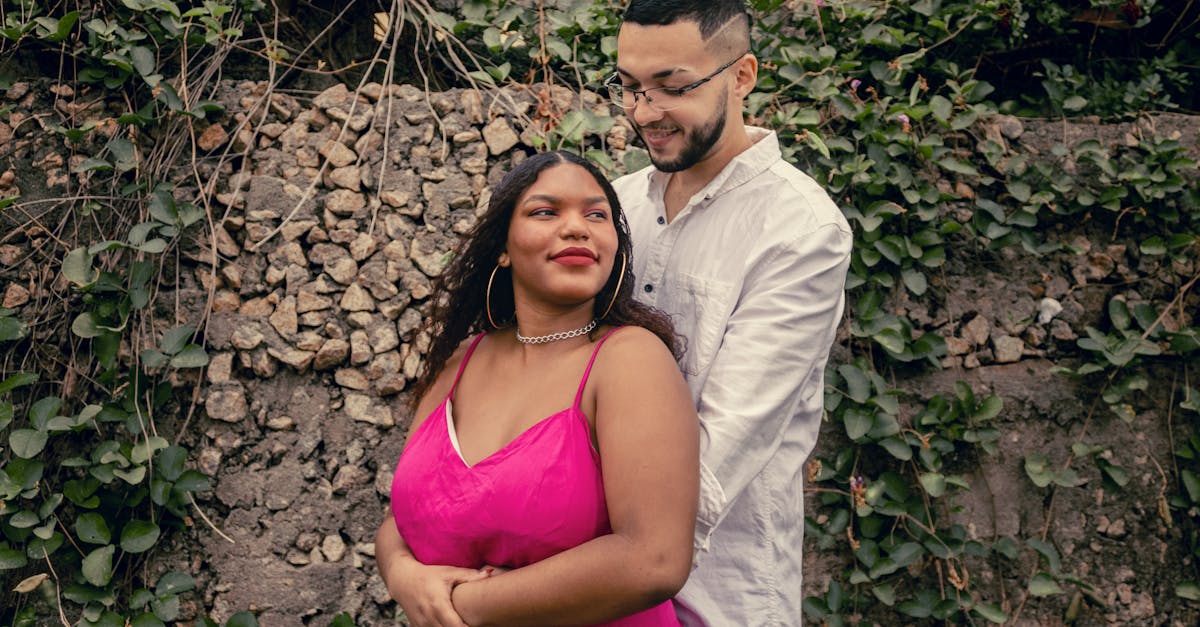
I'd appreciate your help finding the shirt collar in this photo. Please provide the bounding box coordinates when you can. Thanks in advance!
[644,126,780,207]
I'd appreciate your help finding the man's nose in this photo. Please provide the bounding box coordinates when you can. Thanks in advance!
[630,94,664,126]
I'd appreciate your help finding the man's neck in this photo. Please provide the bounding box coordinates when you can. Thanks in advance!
[663,125,754,222]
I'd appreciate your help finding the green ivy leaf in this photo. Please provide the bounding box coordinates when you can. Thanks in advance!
[971,602,1009,624]
[871,583,896,606]
[10,429,48,458]
[29,396,62,429]
[1139,236,1166,255]
[1108,298,1131,331]
[837,364,871,403]
[9,509,39,528]
[225,611,260,627]
[170,345,210,368]
[140,349,168,369]
[973,395,1003,421]
[1029,572,1064,596]
[71,312,104,338]
[39,492,64,518]
[63,247,98,287]
[1027,538,1062,572]
[130,613,166,627]
[130,436,169,464]
[901,267,927,295]
[1176,581,1200,601]
[65,477,101,507]
[0,548,29,570]
[158,445,187,482]
[120,520,160,553]
[877,436,913,461]
[993,536,1019,560]
[114,465,148,484]
[173,470,211,493]
[843,408,873,440]
[1062,95,1087,111]
[872,329,907,355]
[1180,469,1200,503]
[937,157,978,176]
[0,315,27,342]
[929,95,952,122]
[801,596,830,618]
[897,588,937,618]
[156,571,196,596]
[130,46,155,77]
[0,372,38,395]
[76,512,113,544]
[152,594,181,621]
[1024,453,1052,488]
[888,542,924,568]
[1006,180,1032,203]
[148,189,178,225]
[919,472,946,497]
[160,325,194,355]
[108,138,138,173]
[81,545,116,586]
[330,613,356,627]
[1097,459,1129,488]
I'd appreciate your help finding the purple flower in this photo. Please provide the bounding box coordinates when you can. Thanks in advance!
[850,79,861,90]
[897,113,910,124]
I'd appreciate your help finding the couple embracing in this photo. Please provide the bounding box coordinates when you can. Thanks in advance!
[374,1,853,625]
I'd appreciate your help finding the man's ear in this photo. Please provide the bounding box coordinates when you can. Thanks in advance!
[733,53,759,100]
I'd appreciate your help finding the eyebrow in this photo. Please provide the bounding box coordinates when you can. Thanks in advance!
[615,65,683,80]
[522,194,610,206]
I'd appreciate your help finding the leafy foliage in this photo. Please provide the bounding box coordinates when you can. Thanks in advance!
[419,0,1200,623]
[2,0,1197,623]
[0,0,264,623]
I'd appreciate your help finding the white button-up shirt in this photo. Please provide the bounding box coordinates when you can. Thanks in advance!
[614,127,852,626]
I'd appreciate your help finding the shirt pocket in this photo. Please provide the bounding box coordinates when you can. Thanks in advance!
[662,273,736,377]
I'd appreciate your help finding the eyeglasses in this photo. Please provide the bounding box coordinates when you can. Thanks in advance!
[603,51,749,113]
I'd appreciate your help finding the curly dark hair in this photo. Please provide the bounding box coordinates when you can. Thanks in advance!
[409,150,683,406]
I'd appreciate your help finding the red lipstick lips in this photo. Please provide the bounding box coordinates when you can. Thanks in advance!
[551,247,598,266]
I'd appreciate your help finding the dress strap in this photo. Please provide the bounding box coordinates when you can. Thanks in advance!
[447,333,487,398]
[573,327,624,408]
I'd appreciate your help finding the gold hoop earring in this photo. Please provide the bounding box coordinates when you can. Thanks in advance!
[486,264,503,329]
[600,252,626,320]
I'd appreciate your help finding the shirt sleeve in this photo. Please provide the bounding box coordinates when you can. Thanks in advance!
[692,222,852,553]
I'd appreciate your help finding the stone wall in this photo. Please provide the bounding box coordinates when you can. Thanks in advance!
[1,78,1195,625]
[189,80,631,624]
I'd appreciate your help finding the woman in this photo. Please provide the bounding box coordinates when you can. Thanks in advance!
[375,150,699,627]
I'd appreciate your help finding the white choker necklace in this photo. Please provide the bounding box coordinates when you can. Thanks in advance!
[515,319,597,344]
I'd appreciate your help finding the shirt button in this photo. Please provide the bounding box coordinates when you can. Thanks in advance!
[657,216,665,225]
[643,284,653,293]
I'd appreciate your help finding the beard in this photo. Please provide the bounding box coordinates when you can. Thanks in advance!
[633,90,728,173]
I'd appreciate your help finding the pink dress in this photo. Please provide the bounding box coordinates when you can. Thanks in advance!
[390,330,680,626]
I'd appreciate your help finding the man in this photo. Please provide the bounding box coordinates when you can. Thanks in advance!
[606,1,853,624]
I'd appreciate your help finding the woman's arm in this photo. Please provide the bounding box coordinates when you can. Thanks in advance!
[376,511,488,627]
[376,340,487,627]
[450,327,700,626]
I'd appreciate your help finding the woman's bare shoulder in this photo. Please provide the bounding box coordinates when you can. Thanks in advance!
[413,333,486,417]
[594,326,678,372]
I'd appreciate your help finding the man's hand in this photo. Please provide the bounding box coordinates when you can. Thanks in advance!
[386,558,491,627]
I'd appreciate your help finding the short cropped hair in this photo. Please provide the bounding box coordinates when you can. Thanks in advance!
[622,0,751,54]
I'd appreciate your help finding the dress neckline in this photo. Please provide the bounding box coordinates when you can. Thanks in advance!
[439,328,620,470]
[444,398,582,469]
